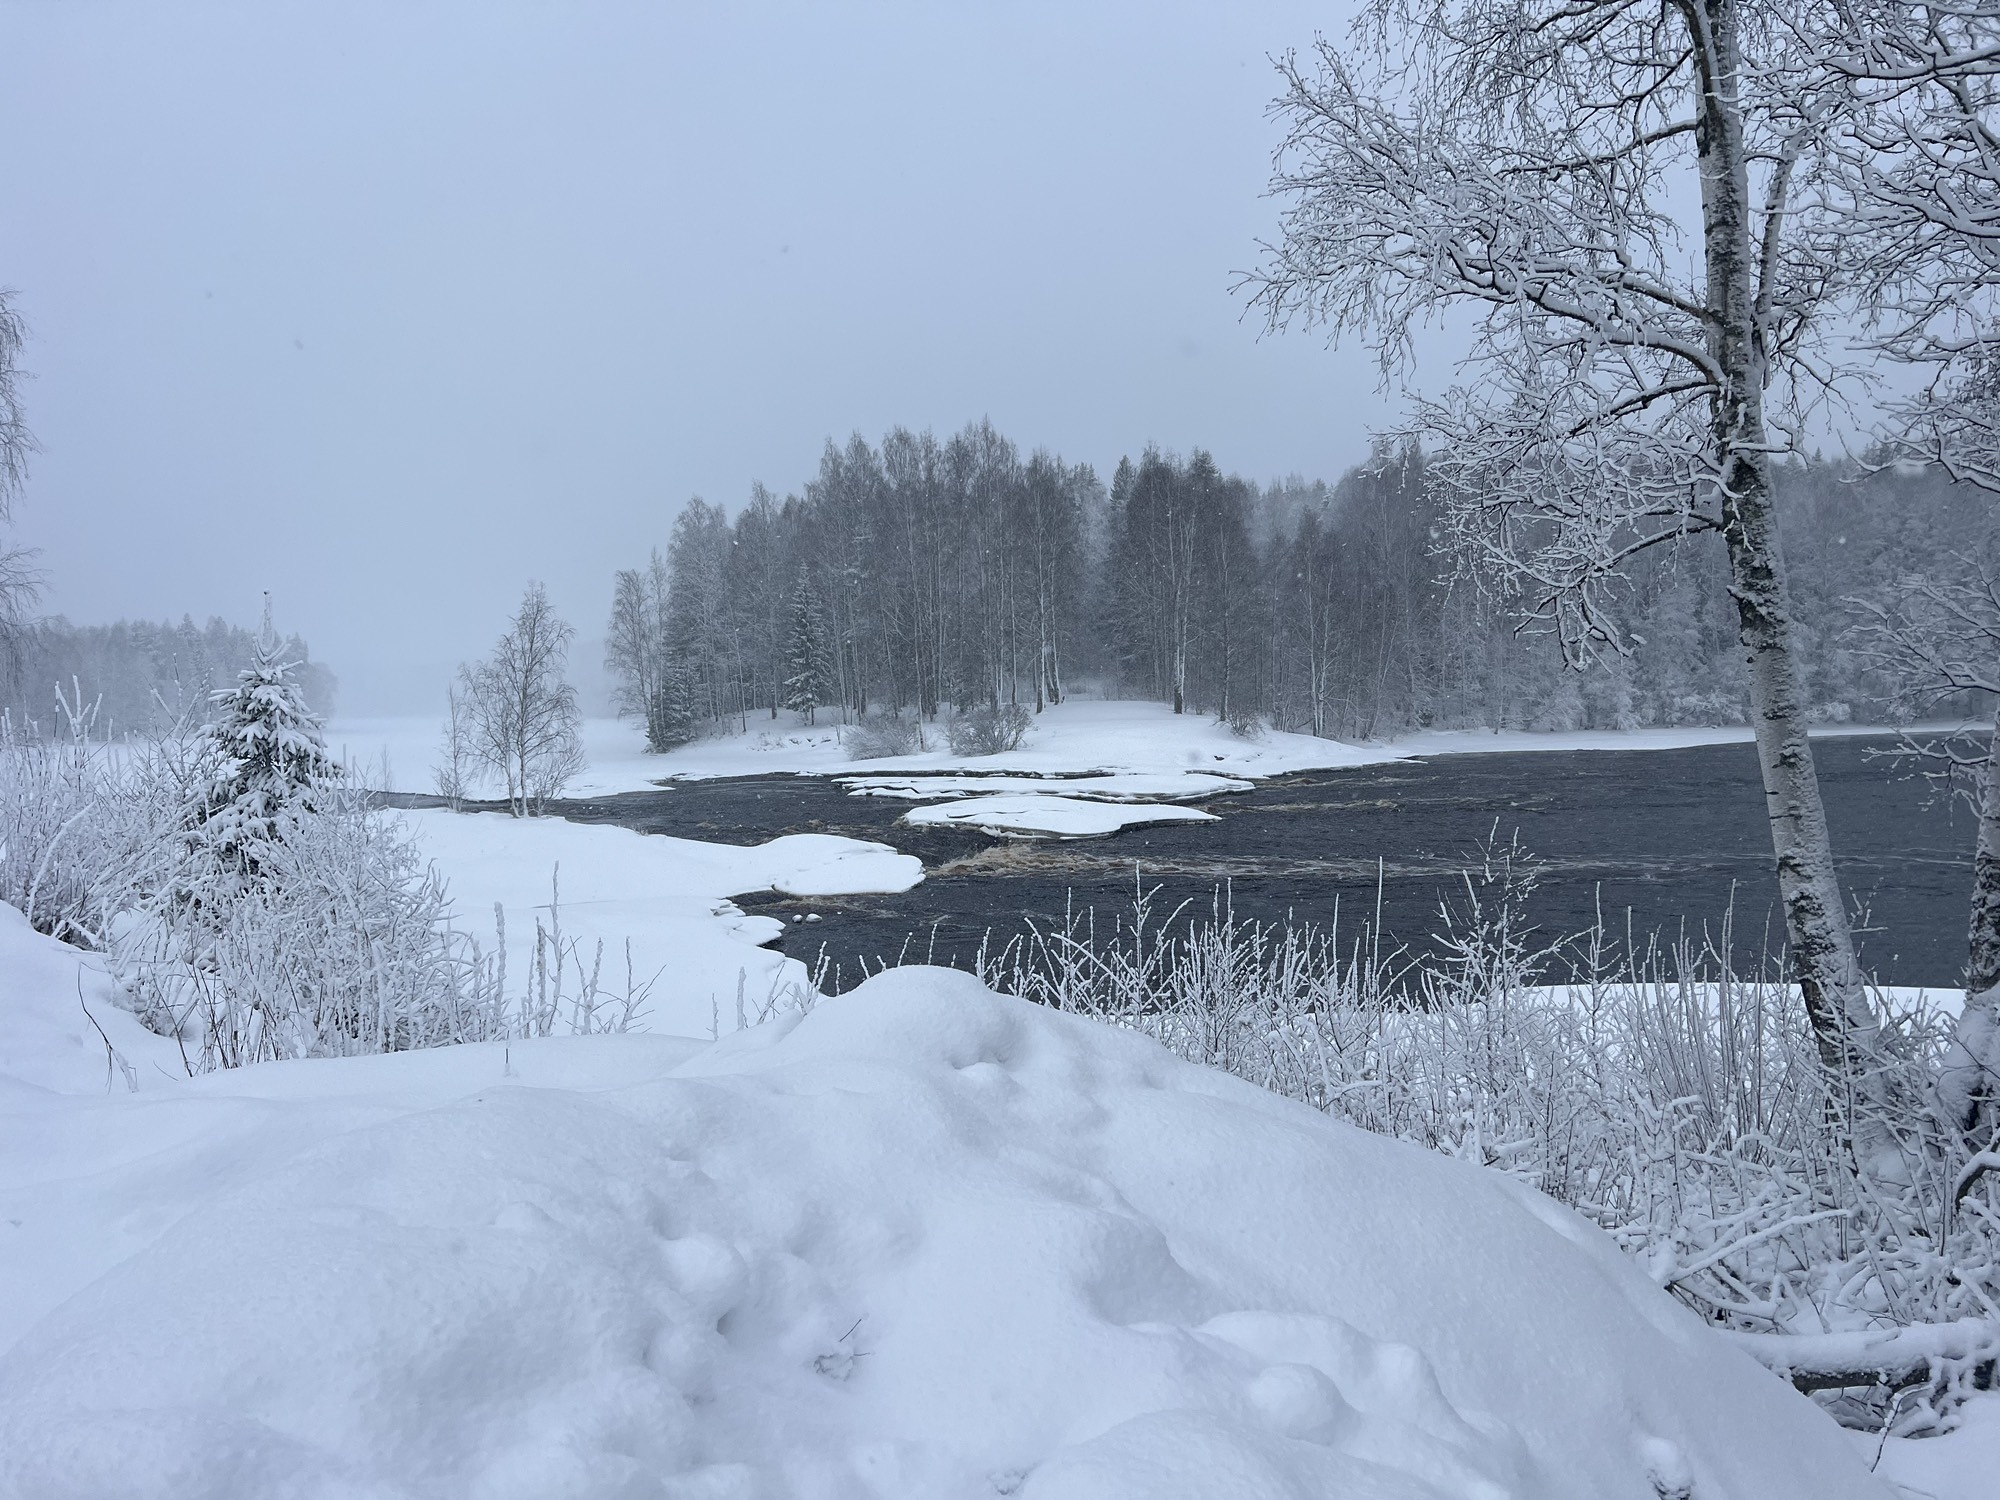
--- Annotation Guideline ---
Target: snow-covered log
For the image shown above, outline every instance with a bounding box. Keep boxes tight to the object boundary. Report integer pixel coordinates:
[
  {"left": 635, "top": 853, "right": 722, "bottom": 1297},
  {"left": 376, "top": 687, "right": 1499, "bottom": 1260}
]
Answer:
[{"left": 1726, "top": 1316, "right": 2000, "bottom": 1394}]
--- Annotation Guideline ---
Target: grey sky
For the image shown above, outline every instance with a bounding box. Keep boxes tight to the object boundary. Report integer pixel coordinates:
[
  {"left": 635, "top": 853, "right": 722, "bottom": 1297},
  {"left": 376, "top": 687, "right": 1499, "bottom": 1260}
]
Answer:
[{"left": 2, "top": 1, "right": 1387, "bottom": 713}]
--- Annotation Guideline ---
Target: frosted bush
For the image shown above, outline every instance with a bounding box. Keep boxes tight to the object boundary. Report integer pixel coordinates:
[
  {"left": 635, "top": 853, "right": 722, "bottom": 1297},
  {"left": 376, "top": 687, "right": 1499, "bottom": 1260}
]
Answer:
[
  {"left": 0, "top": 693, "right": 188, "bottom": 947},
  {"left": 844, "top": 709, "right": 923, "bottom": 760},
  {"left": 946, "top": 703, "right": 1031, "bottom": 756},
  {"left": 0, "top": 658, "right": 635, "bottom": 1071}
]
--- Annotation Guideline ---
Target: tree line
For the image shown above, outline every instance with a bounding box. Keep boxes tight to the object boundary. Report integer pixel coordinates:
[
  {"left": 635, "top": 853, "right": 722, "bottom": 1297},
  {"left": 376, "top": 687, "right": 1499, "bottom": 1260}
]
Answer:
[
  {"left": 3, "top": 613, "right": 338, "bottom": 734},
  {"left": 605, "top": 421, "right": 1098, "bottom": 749},
  {"left": 605, "top": 423, "right": 1976, "bottom": 750}
]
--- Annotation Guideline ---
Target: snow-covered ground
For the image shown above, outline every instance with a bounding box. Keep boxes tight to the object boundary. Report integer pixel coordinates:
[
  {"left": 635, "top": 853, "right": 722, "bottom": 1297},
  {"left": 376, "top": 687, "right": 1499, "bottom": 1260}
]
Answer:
[
  {"left": 329, "top": 699, "right": 1918, "bottom": 799},
  {"left": 401, "top": 809, "right": 919, "bottom": 1038},
  {"left": 1865, "top": 1395, "right": 2000, "bottom": 1499},
  {"left": 332, "top": 702, "right": 1926, "bottom": 846},
  {"left": 0, "top": 903, "right": 1936, "bottom": 1499},
  {"left": 328, "top": 714, "right": 681, "bottom": 799}
]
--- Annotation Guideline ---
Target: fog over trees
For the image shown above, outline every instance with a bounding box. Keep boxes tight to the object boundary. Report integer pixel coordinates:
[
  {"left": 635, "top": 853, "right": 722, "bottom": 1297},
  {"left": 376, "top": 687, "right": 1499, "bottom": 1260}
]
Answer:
[
  {"left": 606, "top": 420, "right": 1990, "bottom": 747},
  {"left": 1, "top": 614, "right": 338, "bottom": 733}
]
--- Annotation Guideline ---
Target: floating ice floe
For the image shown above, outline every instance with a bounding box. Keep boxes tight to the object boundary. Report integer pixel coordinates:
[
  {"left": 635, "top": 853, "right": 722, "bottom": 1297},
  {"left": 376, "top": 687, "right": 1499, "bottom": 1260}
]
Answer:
[
  {"left": 902, "top": 793, "right": 1222, "bottom": 839},
  {"left": 840, "top": 770, "right": 1253, "bottom": 803}
]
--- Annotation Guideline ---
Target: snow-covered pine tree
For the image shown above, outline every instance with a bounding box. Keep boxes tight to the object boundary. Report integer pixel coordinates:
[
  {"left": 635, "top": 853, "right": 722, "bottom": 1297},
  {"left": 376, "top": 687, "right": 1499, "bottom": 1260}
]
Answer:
[
  {"left": 188, "top": 600, "right": 340, "bottom": 883},
  {"left": 782, "top": 568, "right": 831, "bottom": 725},
  {"left": 646, "top": 653, "right": 699, "bottom": 749}
]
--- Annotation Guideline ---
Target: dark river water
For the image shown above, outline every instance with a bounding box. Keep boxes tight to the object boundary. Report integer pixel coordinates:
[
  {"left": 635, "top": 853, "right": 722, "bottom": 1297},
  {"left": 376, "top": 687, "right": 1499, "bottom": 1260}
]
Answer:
[{"left": 522, "top": 735, "right": 1977, "bottom": 991}]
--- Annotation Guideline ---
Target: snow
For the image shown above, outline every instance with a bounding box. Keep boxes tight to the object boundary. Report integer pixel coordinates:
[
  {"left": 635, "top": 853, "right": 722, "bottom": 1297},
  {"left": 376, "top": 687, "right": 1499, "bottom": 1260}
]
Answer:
[
  {"left": 401, "top": 809, "right": 921, "bottom": 1037},
  {"left": 901, "top": 794, "right": 1220, "bottom": 839},
  {"left": 330, "top": 700, "right": 1922, "bottom": 800},
  {"left": 328, "top": 714, "right": 685, "bottom": 798},
  {"left": 1864, "top": 1394, "right": 2000, "bottom": 1499},
  {"left": 0, "top": 903, "right": 184, "bottom": 1096},
  {"left": 0, "top": 906, "right": 1908, "bottom": 1499}
]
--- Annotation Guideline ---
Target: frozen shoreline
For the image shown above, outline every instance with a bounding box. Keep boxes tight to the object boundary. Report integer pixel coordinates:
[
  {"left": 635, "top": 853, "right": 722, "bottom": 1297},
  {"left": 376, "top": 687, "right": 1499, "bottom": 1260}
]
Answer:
[{"left": 328, "top": 700, "right": 1931, "bottom": 800}]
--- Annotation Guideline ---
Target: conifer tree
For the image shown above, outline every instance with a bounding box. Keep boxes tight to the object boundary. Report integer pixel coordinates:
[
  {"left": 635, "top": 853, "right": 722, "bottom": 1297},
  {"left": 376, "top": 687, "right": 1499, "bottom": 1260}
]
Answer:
[
  {"left": 189, "top": 598, "right": 340, "bottom": 884},
  {"left": 782, "top": 568, "right": 831, "bottom": 725},
  {"left": 650, "top": 652, "right": 700, "bottom": 748}
]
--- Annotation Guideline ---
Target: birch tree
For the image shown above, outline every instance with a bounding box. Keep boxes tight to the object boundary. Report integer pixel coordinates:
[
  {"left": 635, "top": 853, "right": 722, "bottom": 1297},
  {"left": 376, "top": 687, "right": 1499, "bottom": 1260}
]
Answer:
[
  {"left": 1245, "top": 0, "right": 1894, "bottom": 1121},
  {"left": 462, "top": 582, "right": 583, "bottom": 816},
  {"left": 605, "top": 551, "right": 681, "bottom": 751}
]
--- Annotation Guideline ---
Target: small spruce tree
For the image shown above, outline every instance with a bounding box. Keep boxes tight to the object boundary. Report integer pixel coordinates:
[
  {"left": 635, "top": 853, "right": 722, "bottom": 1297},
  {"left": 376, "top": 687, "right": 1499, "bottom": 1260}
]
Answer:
[{"left": 189, "top": 600, "right": 340, "bottom": 883}]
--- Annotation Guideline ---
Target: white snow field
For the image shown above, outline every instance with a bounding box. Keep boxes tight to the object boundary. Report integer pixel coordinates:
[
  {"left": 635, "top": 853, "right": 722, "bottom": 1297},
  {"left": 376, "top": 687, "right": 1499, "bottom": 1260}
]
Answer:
[
  {"left": 0, "top": 906, "right": 1918, "bottom": 1500},
  {"left": 331, "top": 702, "right": 1928, "bottom": 845},
  {"left": 399, "top": 810, "right": 921, "bottom": 1038},
  {"left": 329, "top": 700, "right": 1919, "bottom": 799}
]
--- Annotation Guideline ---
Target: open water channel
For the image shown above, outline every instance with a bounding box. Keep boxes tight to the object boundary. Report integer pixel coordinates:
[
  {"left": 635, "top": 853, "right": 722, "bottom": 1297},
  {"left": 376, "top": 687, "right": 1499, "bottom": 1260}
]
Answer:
[{"left": 529, "top": 734, "right": 1977, "bottom": 991}]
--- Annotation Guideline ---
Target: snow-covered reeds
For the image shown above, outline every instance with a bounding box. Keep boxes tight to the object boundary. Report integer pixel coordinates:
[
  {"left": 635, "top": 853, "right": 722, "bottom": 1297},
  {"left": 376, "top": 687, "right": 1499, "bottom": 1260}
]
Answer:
[
  {"left": 0, "top": 688, "right": 179, "bottom": 947},
  {"left": 966, "top": 851, "right": 2000, "bottom": 1431}
]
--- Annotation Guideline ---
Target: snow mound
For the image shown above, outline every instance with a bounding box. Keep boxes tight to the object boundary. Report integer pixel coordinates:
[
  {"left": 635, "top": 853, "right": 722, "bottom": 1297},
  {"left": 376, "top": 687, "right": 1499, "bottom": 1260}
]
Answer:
[
  {"left": 0, "top": 963, "right": 1886, "bottom": 1499},
  {"left": 0, "top": 904, "right": 184, "bottom": 1097},
  {"left": 902, "top": 793, "right": 1220, "bottom": 839}
]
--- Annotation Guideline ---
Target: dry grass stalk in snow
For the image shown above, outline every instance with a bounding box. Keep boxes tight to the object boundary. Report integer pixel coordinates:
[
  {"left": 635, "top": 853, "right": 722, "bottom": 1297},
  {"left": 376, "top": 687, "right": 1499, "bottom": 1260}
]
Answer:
[{"left": 964, "top": 856, "right": 2000, "bottom": 1433}]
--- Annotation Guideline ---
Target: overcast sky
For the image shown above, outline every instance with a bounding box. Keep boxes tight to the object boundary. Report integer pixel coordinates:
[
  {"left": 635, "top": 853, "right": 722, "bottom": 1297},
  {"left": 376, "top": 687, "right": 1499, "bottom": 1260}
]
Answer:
[{"left": 2, "top": 1, "right": 1393, "bottom": 713}]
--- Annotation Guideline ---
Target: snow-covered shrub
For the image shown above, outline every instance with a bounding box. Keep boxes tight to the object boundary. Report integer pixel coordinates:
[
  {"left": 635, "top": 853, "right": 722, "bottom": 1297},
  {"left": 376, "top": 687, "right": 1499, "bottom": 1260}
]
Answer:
[
  {"left": 946, "top": 703, "right": 1031, "bottom": 756},
  {"left": 0, "top": 704, "right": 118, "bottom": 940},
  {"left": 0, "top": 689, "right": 187, "bottom": 946},
  {"left": 1224, "top": 703, "right": 1265, "bottom": 739},
  {"left": 115, "top": 787, "right": 510, "bottom": 1067},
  {"left": 964, "top": 861, "right": 2000, "bottom": 1434},
  {"left": 100, "top": 639, "right": 506, "bottom": 1066},
  {"left": 844, "top": 709, "right": 923, "bottom": 760},
  {"left": 3, "top": 647, "right": 640, "bottom": 1071}
]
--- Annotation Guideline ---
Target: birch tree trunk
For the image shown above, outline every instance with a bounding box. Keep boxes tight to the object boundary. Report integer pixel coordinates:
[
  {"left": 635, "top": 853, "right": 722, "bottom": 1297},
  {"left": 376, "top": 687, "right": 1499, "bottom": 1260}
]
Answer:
[{"left": 1690, "top": 0, "right": 1879, "bottom": 1086}]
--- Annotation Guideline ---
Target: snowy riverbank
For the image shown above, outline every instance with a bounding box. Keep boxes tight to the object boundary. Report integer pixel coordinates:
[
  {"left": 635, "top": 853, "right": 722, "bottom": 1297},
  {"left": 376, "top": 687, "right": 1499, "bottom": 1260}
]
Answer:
[
  {"left": 332, "top": 700, "right": 1926, "bottom": 844},
  {"left": 330, "top": 699, "right": 1922, "bottom": 798},
  {"left": 0, "top": 903, "right": 1933, "bottom": 1499},
  {"left": 397, "top": 809, "right": 918, "bottom": 1039}
]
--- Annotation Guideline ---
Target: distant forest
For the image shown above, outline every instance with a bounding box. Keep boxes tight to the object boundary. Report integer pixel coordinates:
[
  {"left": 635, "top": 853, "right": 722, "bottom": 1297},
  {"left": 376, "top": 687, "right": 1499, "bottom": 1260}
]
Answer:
[
  {"left": 607, "top": 419, "right": 1986, "bottom": 748},
  {"left": 2, "top": 615, "right": 337, "bottom": 735}
]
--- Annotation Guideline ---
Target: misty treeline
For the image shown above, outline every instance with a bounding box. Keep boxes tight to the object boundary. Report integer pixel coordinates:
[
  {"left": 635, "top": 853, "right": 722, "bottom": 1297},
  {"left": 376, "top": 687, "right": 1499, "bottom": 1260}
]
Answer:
[
  {"left": 1, "top": 613, "right": 337, "bottom": 735},
  {"left": 605, "top": 420, "right": 1984, "bottom": 748}
]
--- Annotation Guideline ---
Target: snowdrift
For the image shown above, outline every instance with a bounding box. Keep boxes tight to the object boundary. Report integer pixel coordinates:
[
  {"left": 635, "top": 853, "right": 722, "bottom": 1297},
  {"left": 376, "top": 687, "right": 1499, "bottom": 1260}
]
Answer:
[{"left": 0, "top": 928, "right": 1886, "bottom": 1497}]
